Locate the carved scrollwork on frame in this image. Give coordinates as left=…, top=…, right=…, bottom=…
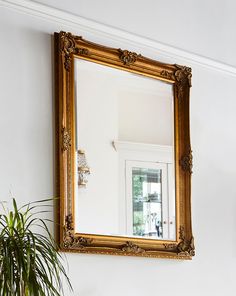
left=174, top=65, right=192, bottom=87
left=180, top=149, right=193, bottom=173
left=160, top=70, right=174, bottom=80
left=60, top=32, right=89, bottom=71
left=63, top=215, right=93, bottom=249
left=177, top=226, right=195, bottom=257
left=61, top=127, right=71, bottom=151
left=65, top=213, right=73, bottom=230
left=118, top=49, right=140, bottom=66
left=163, top=227, right=195, bottom=257
left=174, top=64, right=192, bottom=99
left=63, top=231, right=93, bottom=249
left=121, top=241, right=145, bottom=254
left=163, top=243, right=177, bottom=250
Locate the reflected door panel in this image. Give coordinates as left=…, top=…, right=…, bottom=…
left=126, top=160, right=174, bottom=240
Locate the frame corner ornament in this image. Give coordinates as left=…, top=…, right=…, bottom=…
left=63, top=232, right=93, bottom=249
left=118, top=49, right=140, bottom=66
left=177, top=226, right=195, bottom=257
left=174, top=64, right=192, bottom=98
left=63, top=215, right=93, bottom=249
left=180, top=149, right=193, bottom=173
left=121, top=241, right=145, bottom=254
left=61, top=127, right=71, bottom=151
left=59, top=31, right=89, bottom=71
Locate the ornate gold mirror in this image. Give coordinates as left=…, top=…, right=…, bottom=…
left=54, top=31, right=194, bottom=259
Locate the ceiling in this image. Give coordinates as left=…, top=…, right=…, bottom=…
left=31, top=0, right=236, bottom=67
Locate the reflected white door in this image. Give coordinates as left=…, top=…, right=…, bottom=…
left=125, top=160, right=174, bottom=240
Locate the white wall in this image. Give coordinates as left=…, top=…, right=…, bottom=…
left=31, top=0, right=236, bottom=67
left=1, top=2, right=236, bottom=296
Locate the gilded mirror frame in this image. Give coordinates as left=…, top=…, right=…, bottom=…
left=54, top=31, right=194, bottom=259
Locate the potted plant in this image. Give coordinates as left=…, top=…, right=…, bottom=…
left=0, top=198, right=72, bottom=295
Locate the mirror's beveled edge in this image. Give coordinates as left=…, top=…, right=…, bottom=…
left=54, top=31, right=194, bottom=260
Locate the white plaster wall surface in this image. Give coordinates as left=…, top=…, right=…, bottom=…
left=31, top=0, right=236, bottom=67
left=1, top=2, right=236, bottom=296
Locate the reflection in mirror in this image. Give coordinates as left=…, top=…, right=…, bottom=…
left=132, top=167, right=163, bottom=238
left=74, top=58, right=175, bottom=240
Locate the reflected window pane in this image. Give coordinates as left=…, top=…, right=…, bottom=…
left=132, top=168, right=163, bottom=238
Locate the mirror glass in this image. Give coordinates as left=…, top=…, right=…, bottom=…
left=74, top=58, right=176, bottom=240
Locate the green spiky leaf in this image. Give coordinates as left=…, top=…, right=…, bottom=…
left=0, top=198, right=72, bottom=296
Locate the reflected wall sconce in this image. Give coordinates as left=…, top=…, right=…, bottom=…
left=77, top=150, right=90, bottom=187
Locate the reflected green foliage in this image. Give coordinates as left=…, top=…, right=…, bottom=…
left=132, top=175, right=143, bottom=198
left=0, top=198, right=72, bottom=296
left=133, top=211, right=144, bottom=236
left=133, top=174, right=144, bottom=236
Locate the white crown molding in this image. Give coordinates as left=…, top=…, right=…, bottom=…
left=1, top=0, right=236, bottom=76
